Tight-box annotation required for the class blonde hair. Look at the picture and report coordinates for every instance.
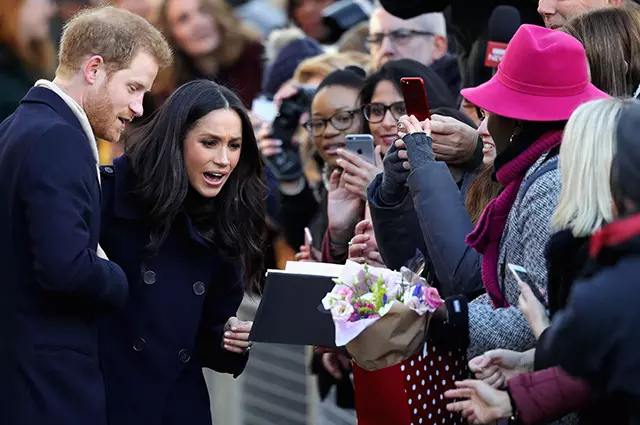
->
[58,6,172,77]
[293,51,370,84]
[264,27,307,66]
[553,98,628,237]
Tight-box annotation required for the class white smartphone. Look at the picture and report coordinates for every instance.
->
[304,227,313,251]
[251,96,278,123]
[345,134,375,164]
[507,264,547,307]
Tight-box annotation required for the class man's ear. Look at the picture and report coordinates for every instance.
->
[432,35,448,61]
[83,55,105,85]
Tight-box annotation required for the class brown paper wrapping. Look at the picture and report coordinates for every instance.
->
[346,302,432,371]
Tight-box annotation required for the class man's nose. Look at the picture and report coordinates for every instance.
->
[130,95,144,118]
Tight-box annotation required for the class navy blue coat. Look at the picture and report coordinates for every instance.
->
[0,87,128,425]
[98,156,248,425]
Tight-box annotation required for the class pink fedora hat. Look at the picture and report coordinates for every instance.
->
[461,24,609,122]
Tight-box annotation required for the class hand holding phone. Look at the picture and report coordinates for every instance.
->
[508,264,547,307]
[344,134,376,164]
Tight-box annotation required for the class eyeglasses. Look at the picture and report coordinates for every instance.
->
[365,29,435,48]
[303,109,361,136]
[363,102,407,123]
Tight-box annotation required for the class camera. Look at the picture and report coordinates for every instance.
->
[265,86,316,182]
[270,86,316,144]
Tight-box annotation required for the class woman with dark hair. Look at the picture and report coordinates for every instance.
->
[286,0,336,42]
[358,59,455,156]
[97,79,266,425]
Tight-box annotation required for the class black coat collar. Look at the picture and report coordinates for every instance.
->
[108,156,211,249]
[21,86,85,136]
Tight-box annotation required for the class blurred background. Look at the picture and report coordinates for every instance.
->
[0,0,545,423]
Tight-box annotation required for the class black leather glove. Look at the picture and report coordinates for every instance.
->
[263,148,304,182]
[379,142,410,206]
[402,132,435,170]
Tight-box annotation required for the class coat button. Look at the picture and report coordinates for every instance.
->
[193,281,205,296]
[178,349,191,363]
[143,270,156,285]
[133,338,146,352]
[103,166,114,174]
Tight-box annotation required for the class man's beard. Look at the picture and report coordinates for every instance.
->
[85,84,117,142]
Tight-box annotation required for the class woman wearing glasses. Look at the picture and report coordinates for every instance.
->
[300,66,371,266]
[341,59,457,268]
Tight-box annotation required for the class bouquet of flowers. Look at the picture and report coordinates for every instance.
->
[322,260,444,370]
[321,261,463,425]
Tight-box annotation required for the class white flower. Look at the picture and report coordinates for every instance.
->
[331,300,355,321]
[322,293,340,310]
[404,296,421,311]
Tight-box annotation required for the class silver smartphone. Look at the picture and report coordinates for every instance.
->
[345,134,375,164]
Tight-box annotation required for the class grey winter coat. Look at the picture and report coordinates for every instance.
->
[369,154,561,358]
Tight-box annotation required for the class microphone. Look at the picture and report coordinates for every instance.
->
[484,5,521,68]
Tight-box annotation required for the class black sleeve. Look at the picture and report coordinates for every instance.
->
[277,182,319,250]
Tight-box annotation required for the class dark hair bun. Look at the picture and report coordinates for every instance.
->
[345,65,366,78]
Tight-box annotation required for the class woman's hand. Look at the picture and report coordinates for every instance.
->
[327,169,364,245]
[222,317,253,354]
[295,244,321,262]
[397,115,436,170]
[445,380,513,424]
[336,146,384,201]
[348,219,385,267]
[518,281,550,339]
[322,352,352,380]
[257,123,283,157]
[468,349,532,389]
[397,114,431,138]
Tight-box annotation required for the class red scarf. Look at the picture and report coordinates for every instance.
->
[590,213,640,258]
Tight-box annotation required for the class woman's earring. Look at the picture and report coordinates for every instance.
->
[509,133,515,144]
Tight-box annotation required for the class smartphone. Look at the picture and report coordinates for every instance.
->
[304,227,313,251]
[251,96,278,123]
[400,77,431,121]
[345,134,375,164]
[507,264,547,308]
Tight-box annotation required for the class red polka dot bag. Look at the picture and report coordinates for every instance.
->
[351,341,467,425]
[322,261,466,425]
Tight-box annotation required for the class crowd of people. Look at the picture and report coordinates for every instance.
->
[1,0,640,424]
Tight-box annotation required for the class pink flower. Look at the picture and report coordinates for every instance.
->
[334,286,354,303]
[424,287,444,311]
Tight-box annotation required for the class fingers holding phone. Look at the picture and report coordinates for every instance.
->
[508,264,550,339]
[397,115,431,138]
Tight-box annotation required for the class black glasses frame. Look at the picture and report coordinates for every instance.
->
[303,108,361,136]
[363,101,407,123]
